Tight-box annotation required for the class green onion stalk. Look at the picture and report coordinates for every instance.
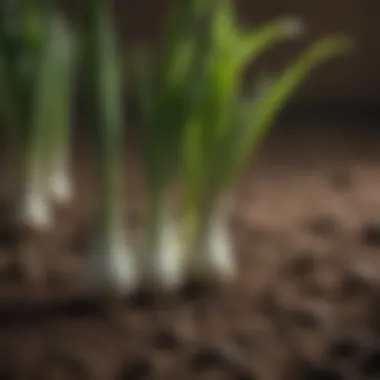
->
[135,0,221,290]
[179,0,351,282]
[81,0,138,294]
[0,3,77,231]
[45,18,77,207]
[24,10,77,228]
[0,1,43,225]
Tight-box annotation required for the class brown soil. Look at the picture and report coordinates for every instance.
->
[0,122,380,380]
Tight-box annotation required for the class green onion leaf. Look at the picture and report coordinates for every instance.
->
[225,35,352,186]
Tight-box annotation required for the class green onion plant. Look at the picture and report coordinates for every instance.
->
[135,0,351,289]
[0,2,76,230]
[81,0,138,293]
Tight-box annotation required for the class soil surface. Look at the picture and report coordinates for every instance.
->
[0,121,380,380]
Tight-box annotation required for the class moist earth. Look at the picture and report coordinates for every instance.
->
[0,122,379,380]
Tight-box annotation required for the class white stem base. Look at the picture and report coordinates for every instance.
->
[49,164,73,205]
[83,234,139,294]
[153,218,183,290]
[190,207,237,282]
[206,217,236,281]
[19,192,52,230]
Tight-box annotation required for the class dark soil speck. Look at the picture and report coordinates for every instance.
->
[179,280,208,301]
[361,220,380,247]
[284,251,316,278]
[339,266,375,298]
[152,328,180,350]
[368,294,380,334]
[298,366,343,380]
[231,369,260,380]
[360,348,380,377]
[258,290,281,317]
[116,358,152,380]
[328,335,361,360]
[190,346,231,372]
[306,213,338,236]
[0,225,20,248]
[289,301,330,329]
[128,288,157,309]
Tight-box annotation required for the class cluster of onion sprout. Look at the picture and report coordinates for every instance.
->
[0,0,350,295]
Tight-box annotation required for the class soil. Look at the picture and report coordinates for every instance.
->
[0,121,380,380]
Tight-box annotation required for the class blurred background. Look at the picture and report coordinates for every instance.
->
[58,0,380,123]
[85,0,380,120]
